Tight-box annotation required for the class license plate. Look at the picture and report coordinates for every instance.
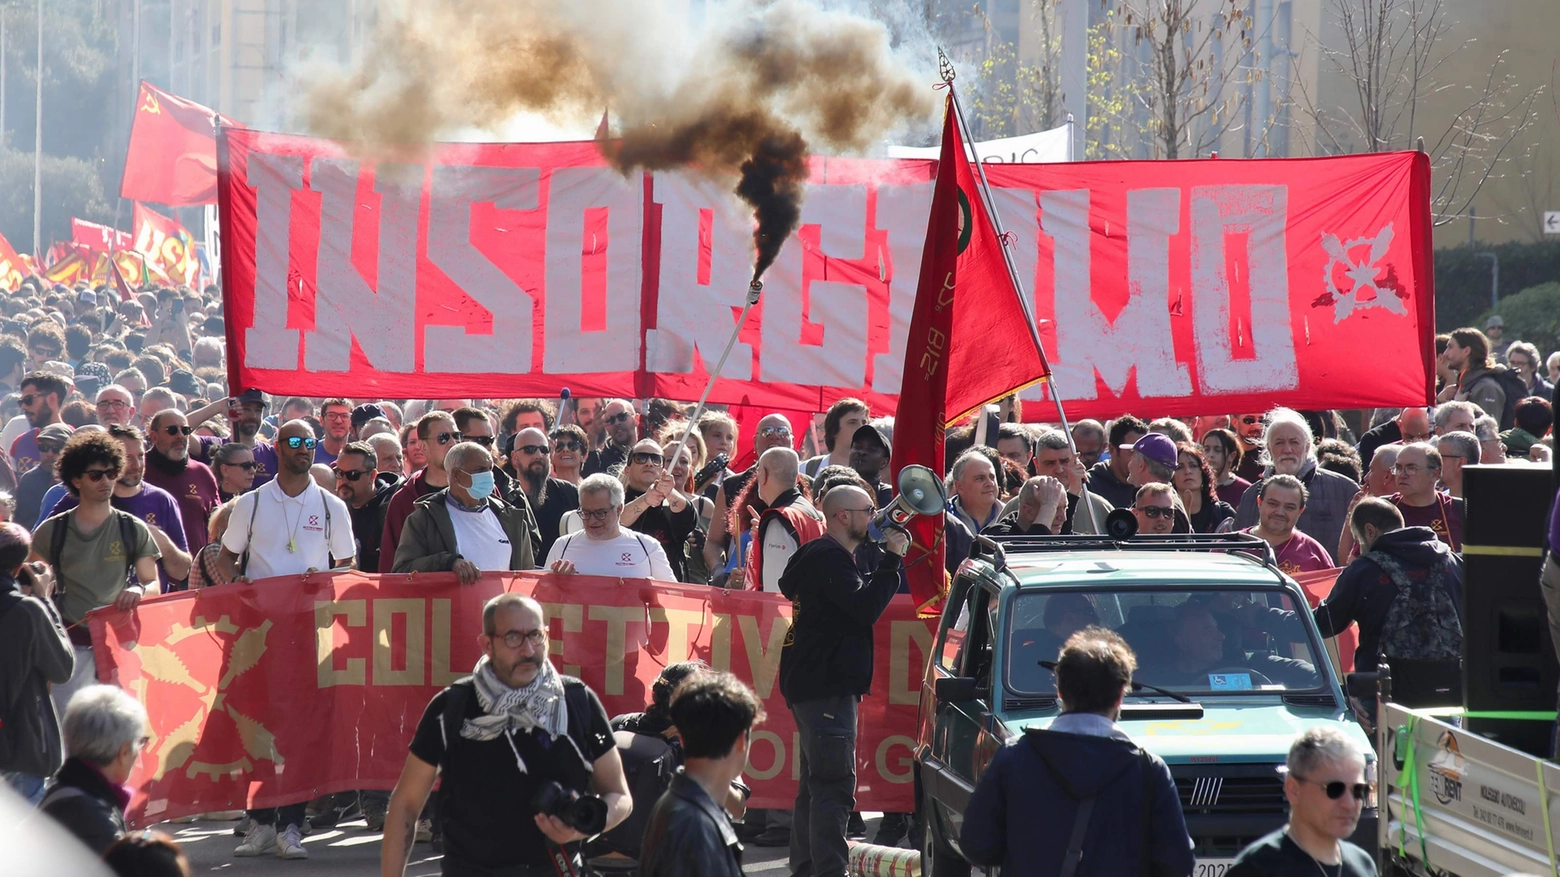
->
[1195,859,1236,877]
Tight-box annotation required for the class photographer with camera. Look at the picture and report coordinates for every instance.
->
[381,593,631,877]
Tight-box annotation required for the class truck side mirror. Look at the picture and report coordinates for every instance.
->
[936,676,978,702]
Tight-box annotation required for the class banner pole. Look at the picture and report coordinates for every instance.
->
[941,54,1099,533]
[664,280,763,494]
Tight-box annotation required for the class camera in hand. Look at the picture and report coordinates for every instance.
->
[531,781,607,836]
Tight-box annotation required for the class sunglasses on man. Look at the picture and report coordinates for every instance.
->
[552,439,584,453]
[1294,776,1371,801]
[81,467,121,483]
[283,436,319,450]
[335,468,373,482]
[432,431,463,446]
[465,435,496,448]
[161,425,194,437]
[605,412,634,426]
[631,452,664,466]
[516,444,551,456]
[759,426,792,438]
[1134,505,1173,519]
[30,346,59,359]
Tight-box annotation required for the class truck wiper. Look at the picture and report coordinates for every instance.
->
[1039,660,1193,704]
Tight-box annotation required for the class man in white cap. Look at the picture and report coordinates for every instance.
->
[1484,314,1512,365]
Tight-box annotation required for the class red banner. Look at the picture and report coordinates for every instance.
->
[0,231,30,292]
[121,82,232,207]
[71,218,134,255]
[218,130,1434,419]
[133,203,200,288]
[90,572,933,827]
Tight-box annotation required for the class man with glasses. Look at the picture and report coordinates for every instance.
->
[1387,442,1463,552]
[9,371,69,475]
[333,441,401,572]
[618,438,698,582]
[14,423,72,528]
[509,427,578,559]
[32,432,162,714]
[777,485,907,877]
[1131,482,1181,535]
[583,398,639,477]
[141,410,220,555]
[25,323,65,372]
[1433,431,1480,499]
[315,397,354,465]
[186,388,280,489]
[546,473,676,580]
[704,413,795,576]
[1232,411,1268,483]
[92,385,135,427]
[379,410,462,573]
[391,441,537,580]
[381,593,631,877]
[216,420,355,861]
[1227,727,1375,876]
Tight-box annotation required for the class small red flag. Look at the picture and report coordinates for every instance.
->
[110,251,136,302]
[894,93,1049,617]
[595,109,611,140]
[121,82,242,207]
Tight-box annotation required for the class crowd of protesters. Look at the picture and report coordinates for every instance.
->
[0,270,1555,876]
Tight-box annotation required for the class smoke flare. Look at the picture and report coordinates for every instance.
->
[299,0,935,279]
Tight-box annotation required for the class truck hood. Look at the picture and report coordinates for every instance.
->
[1007,704,1370,763]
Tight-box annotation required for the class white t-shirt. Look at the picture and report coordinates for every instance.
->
[545,529,676,581]
[223,478,355,580]
[446,497,514,571]
[756,516,801,593]
[0,414,28,452]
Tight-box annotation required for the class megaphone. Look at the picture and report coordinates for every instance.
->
[869,464,948,541]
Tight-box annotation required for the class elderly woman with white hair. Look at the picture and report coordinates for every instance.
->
[1231,407,1360,564]
[39,685,149,855]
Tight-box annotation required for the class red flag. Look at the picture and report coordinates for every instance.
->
[595,109,611,140]
[893,94,1049,616]
[0,232,29,292]
[110,251,136,302]
[133,202,199,287]
[121,81,242,206]
[72,217,134,255]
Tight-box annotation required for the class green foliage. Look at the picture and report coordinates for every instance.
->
[1085,11,1141,160]
[1472,282,1560,354]
[967,37,1060,139]
[0,148,113,249]
[1434,241,1560,332]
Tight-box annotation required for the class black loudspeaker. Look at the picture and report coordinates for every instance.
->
[1461,462,1557,757]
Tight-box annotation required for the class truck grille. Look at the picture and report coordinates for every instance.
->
[1175,775,1287,814]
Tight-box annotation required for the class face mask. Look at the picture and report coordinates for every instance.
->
[464,469,496,500]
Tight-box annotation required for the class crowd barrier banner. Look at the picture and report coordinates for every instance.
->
[89,572,935,827]
[218,131,1435,420]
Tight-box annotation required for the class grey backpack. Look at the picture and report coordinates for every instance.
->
[1371,551,1463,661]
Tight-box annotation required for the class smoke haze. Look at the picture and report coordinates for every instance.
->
[299,0,937,278]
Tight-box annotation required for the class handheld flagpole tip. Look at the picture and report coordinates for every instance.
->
[747,280,763,305]
[937,48,956,84]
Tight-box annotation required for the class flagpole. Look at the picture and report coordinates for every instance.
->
[32,0,42,256]
[940,51,1101,534]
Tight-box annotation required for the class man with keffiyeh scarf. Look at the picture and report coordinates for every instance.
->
[381,593,631,877]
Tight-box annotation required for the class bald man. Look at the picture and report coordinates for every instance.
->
[778,485,908,877]
[742,447,825,593]
[702,412,796,576]
[509,427,579,559]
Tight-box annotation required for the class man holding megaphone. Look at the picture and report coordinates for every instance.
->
[777,485,910,877]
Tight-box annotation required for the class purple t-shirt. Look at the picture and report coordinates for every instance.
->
[193,435,278,488]
[47,483,190,586]
[143,460,221,553]
[1243,526,1333,575]
[9,428,40,475]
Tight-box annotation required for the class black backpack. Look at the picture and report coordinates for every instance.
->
[1372,550,1464,662]
[1487,366,1530,431]
[590,729,679,859]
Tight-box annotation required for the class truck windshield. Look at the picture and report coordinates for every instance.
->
[1006,588,1326,695]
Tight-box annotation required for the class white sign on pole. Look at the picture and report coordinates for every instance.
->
[1543,210,1560,234]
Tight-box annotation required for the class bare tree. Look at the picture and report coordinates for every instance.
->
[961,0,1066,139]
[1113,0,1258,158]
[1291,0,1542,227]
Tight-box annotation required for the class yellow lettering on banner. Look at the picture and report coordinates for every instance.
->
[541,602,584,677]
[315,600,366,688]
[738,615,790,699]
[889,621,935,705]
[648,607,707,664]
[374,599,426,686]
[747,730,785,780]
[429,599,466,686]
[875,735,916,783]
[710,613,732,671]
[589,605,643,696]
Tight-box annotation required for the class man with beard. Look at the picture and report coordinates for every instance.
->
[583,398,639,477]
[509,427,578,559]
[45,425,193,590]
[92,385,135,428]
[380,594,631,877]
[618,438,698,582]
[703,413,794,575]
[1085,415,1147,510]
[845,423,893,506]
[1445,328,1508,427]
[1243,475,1334,575]
[379,410,461,573]
[778,486,908,877]
[141,410,220,555]
[14,423,72,529]
[217,420,355,860]
[743,448,825,593]
[186,389,280,488]
[1233,408,1359,564]
[333,441,401,572]
[1231,412,1269,483]
[10,372,69,475]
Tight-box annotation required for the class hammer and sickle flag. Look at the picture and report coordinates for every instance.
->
[121,81,243,207]
[893,91,1048,617]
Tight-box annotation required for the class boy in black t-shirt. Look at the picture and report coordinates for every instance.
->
[1227,727,1376,876]
[381,593,631,877]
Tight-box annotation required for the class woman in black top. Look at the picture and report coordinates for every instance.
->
[1174,441,1236,533]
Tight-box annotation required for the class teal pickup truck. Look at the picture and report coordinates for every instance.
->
[915,533,1377,877]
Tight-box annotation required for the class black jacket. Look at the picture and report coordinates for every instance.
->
[961,726,1194,877]
[984,512,1053,537]
[0,577,74,776]
[350,472,402,572]
[778,536,902,705]
[638,771,743,877]
[1355,419,1402,469]
[1085,461,1138,511]
[1314,525,1463,674]
[41,757,128,855]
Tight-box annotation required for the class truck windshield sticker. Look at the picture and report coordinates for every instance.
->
[1208,674,1253,691]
